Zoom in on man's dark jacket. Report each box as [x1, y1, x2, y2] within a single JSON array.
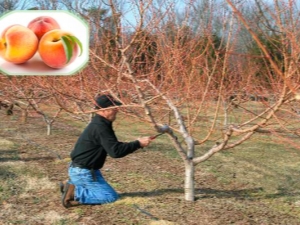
[[70, 114, 141, 170]]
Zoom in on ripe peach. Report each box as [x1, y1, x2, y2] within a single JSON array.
[[38, 29, 82, 69], [28, 16, 60, 40], [0, 24, 38, 64]]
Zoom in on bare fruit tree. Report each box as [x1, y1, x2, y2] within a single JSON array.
[[83, 0, 300, 201]]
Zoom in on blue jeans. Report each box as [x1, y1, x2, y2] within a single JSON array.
[[68, 166, 119, 204]]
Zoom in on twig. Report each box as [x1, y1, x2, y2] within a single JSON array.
[[133, 204, 160, 221]]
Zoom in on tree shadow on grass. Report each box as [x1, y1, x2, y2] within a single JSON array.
[[120, 187, 300, 200], [0, 149, 20, 162], [199, 187, 300, 200], [197, 187, 265, 200], [0, 149, 55, 162], [0, 150, 16, 154]]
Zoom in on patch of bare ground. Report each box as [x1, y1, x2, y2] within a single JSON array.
[[1, 111, 300, 224]]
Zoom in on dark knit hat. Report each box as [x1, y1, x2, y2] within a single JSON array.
[[94, 95, 122, 109]]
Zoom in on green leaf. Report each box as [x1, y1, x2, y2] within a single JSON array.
[[61, 36, 73, 64], [65, 35, 83, 57]]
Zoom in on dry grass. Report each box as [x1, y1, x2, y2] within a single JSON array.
[[23, 176, 56, 191], [0, 138, 14, 149]]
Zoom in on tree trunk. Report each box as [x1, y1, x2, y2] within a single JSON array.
[[20, 110, 28, 124], [47, 123, 52, 136], [184, 160, 195, 201]]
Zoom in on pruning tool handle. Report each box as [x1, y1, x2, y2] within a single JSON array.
[[150, 133, 163, 140]]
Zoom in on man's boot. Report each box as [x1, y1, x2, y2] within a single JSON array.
[[61, 181, 79, 208]]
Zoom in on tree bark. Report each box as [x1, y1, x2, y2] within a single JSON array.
[[47, 123, 52, 136], [20, 109, 28, 124], [184, 160, 195, 201]]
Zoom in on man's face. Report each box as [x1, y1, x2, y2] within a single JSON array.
[[103, 108, 119, 121]]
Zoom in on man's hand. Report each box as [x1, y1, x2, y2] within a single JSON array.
[[138, 137, 152, 148]]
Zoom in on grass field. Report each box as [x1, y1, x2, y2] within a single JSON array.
[[1, 109, 300, 224]]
